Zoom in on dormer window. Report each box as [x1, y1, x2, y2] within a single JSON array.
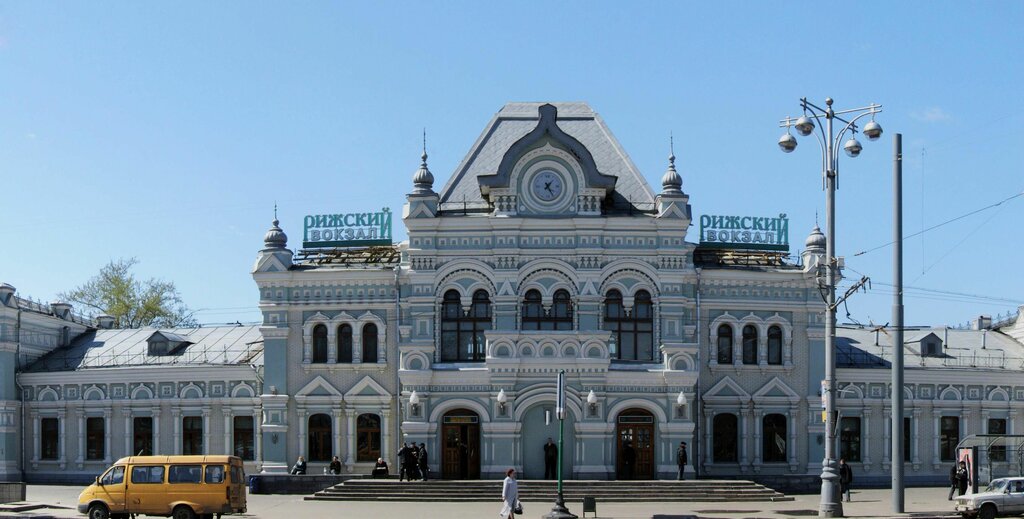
[[149, 340, 168, 356], [923, 340, 941, 357], [146, 331, 190, 356]]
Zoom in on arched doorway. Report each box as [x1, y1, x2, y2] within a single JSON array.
[[441, 409, 480, 479], [520, 404, 576, 480], [616, 408, 655, 480]]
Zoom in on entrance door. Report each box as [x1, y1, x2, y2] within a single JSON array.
[[441, 410, 480, 479], [617, 409, 655, 480]]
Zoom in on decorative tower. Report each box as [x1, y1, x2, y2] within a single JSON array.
[[655, 136, 692, 224], [802, 224, 827, 272], [253, 213, 293, 274], [403, 132, 439, 219]]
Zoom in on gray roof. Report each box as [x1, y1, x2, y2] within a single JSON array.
[[438, 102, 656, 210], [836, 324, 1024, 370], [24, 325, 264, 372]]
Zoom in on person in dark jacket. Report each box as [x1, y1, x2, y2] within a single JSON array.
[[543, 438, 558, 480], [397, 443, 410, 481], [417, 443, 429, 481], [328, 456, 342, 475], [405, 444, 420, 481], [838, 458, 853, 502], [290, 456, 307, 475], [957, 461, 970, 496], [948, 462, 959, 500], [372, 457, 390, 478], [676, 442, 688, 480], [622, 442, 636, 480]]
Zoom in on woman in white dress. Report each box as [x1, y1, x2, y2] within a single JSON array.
[[500, 468, 518, 518]]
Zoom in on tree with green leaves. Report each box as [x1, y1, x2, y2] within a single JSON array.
[[59, 258, 197, 329]]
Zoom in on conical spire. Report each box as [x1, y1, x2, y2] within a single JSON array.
[[661, 133, 682, 195], [412, 129, 435, 195]]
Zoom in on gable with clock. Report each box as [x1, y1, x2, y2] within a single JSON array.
[[478, 104, 618, 217]]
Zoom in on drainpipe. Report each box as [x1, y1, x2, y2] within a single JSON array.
[[694, 267, 702, 478]]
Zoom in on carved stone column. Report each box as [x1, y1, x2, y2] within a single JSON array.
[[333, 409, 344, 462], [297, 409, 307, 459], [103, 410, 112, 463], [752, 407, 763, 473], [202, 409, 211, 455], [381, 409, 391, 463], [172, 408, 182, 456], [124, 411, 132, 458], [76, 410, 85, 468], [346, 410, 357, 468], [224, 409, 233, 455], [739, 407, 751, 473]]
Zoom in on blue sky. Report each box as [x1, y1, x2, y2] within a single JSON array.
[[2, 2, 1022, 328]]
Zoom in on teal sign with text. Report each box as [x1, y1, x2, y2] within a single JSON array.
[[699, 213, 789, 251], [303, 208, 392, 248]]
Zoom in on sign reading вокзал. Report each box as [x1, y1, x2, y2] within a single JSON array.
[[303, 208, 392, 248], [699, 213, 789, 251]]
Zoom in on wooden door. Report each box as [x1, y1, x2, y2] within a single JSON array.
[[442, 411, 480, 479], [617, 410, 655, 480]]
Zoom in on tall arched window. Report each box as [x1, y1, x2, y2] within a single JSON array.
[[603, 290, 655, 361], [716, 324, 733, 364], [312, 324, 328, 363], [337, 324, 353, 363], [440, 289, 491, 362], [713, 413, 738, 462], [356, 414, 381, 462], [767, 326, 783, 365], [763, 413, 787, 463], [522, 289, 574, 331], [742, 325, 758, 365], [362, 323, 378, 363], [308, 414, 331, 462]]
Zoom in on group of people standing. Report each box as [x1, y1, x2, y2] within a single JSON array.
[[398, 442, 430, 481]]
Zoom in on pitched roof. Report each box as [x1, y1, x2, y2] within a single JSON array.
[[24, 325, 264, 372], [836, 324, 1024, 370], [438, 102, 656, 211]]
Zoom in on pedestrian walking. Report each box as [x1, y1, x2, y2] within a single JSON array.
[[543, 438, 558, 480], [328, 456, 342, 475], [289, 456, 306, 475], [500, 468, 520, 519], [418, 442, 430, 481], [957, 461, 970, 496], [838, 458, 853, 502], [676, 441, 688, 481]]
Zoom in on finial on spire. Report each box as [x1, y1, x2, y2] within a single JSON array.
[[669, 132, 675, 165], [422, 128, 428, 163], [274, 202, 278, 222]]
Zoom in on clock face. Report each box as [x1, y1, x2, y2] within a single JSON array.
[[531, 170, 564, 202]]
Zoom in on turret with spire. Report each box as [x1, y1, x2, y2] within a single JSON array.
[[801, 223, 827, 272], [404, 130, 440, 219], [253, 204, 294, 273], [656, 134, 691, 223]]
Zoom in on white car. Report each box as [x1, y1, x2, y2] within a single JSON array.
[[956, 477, 1024, 519]]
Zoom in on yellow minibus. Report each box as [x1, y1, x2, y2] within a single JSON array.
[[77, 455, 247, 519]]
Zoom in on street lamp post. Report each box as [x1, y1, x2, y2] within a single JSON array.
[[779, 97, 882, 518]]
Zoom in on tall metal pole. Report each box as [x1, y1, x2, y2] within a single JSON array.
[[819, 98, 844, 518], [891, 133, 905, 513], [545, 371, 576, 519]]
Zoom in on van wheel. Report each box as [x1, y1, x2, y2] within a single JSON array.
[[172, 505, 196, 519], [87, 503, 110, 519], [979, 503, 997, 519]]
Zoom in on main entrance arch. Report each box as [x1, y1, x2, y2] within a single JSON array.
[[520, 404, 576, 480], [616, 408, 655, 479], [441, 409, 480, 479]]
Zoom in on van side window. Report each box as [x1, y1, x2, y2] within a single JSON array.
[[101, 466, 125, 485], [131, 466, 164, 484], [230, 466, 243, 484], [205, 465, 225, 483], [168, 465, 202, 484]]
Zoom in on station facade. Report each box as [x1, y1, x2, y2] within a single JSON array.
[[3, 102, 1024, 485]]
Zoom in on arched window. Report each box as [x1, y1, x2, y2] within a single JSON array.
[[767, 326, 783, 365], [308, 414, 331, 462], [440, 289, 491, 362], [522, 289, 573, 331], [312, 324, 328, 363], [337, 324, 353, 363], [356, 414, 381, 462], [742, 325, 758, 365], [713, 413, 738, 462], [763, 414, 787, 463], [716, 324, 733, 364], [603, 290, 655, 361], [362, 323, 378, 363], [550, 289, 573, 330]]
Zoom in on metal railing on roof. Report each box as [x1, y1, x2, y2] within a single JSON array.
[[27, 339, 264, 372], [15, 295, 93, 326]]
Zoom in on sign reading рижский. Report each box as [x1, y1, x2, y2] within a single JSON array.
[[302, 208, 392, 248], [699, 213, 789, 251]]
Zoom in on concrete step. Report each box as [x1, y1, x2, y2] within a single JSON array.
[[305, 478, 792, 503]]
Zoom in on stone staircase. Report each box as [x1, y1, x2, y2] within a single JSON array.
[[306, 479, 792, 502]]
